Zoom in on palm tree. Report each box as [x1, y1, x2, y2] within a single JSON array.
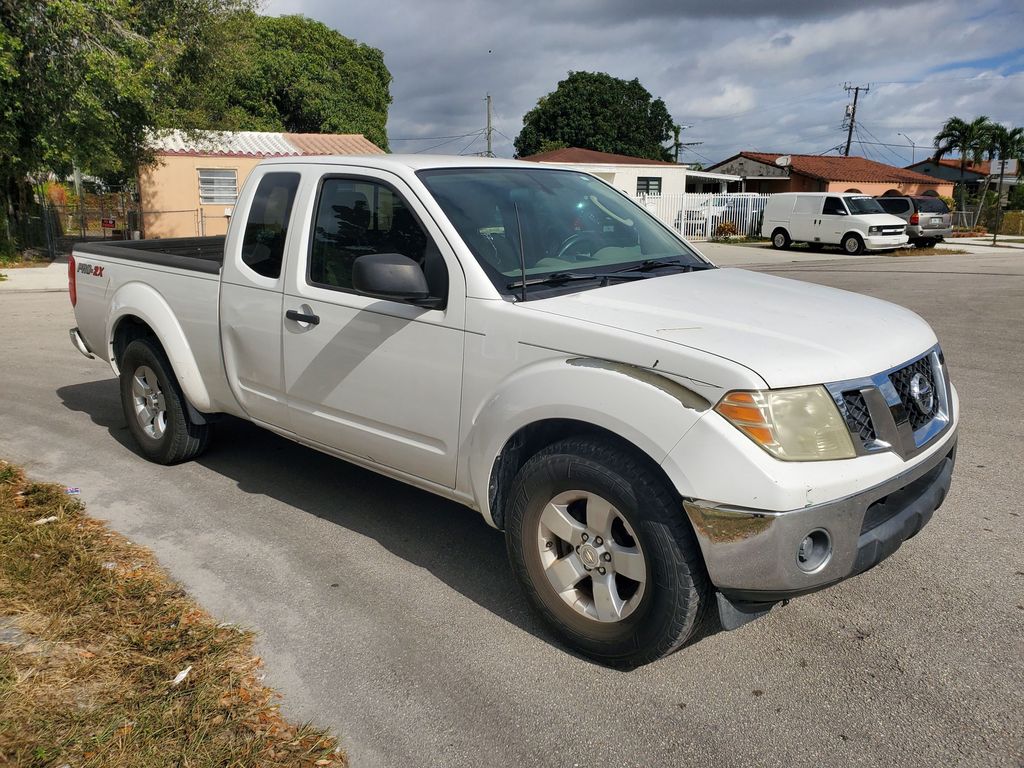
[[987, 124, 1024, 245], [933, 116, 994, 220]]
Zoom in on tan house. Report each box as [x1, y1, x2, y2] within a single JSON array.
[[707, 152, 954, 198], [139, 130, 384, 238]]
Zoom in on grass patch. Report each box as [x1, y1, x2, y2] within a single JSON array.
[[886, 247, 968, 257], [0, 461, 344, 767]]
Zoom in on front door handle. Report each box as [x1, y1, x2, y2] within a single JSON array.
[[286, 309, 320, 325]]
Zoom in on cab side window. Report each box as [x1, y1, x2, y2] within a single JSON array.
[[241, 173, 300, 279], [822, 197, 847, 216], [309, 177, 447, 301]]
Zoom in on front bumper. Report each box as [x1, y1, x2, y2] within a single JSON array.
[[683, 434, 956, 603], [864, 234, 909, 250]]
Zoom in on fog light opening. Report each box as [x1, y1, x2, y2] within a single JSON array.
[[796, 529, 832, 573]]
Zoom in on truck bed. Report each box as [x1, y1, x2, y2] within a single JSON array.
[[75, 236, 225, 274]]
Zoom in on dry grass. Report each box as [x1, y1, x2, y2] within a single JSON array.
[[0, 461, 344, 768], [885, 247, 968, 257]]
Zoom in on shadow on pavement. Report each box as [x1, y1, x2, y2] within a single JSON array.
[[57, 377, 724, 661]]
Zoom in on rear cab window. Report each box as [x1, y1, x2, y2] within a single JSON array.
[[241, 173, 300, 279]]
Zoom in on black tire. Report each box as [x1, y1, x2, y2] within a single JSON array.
[[771, 228, 791, 250], [916, 238, 936, 248], [841, 233, 864, 255], [119, 338, 212, 464], [505, 437, 709, 668]]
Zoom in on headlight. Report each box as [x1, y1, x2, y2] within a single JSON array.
[[714, 386, 856, 461], [868, 226, 882, 234]]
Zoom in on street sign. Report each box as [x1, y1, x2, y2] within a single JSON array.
[[101, 218, 116, 229]]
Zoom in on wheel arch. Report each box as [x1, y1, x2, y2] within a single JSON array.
[[106, 282, 215, 413], [469, 357, 716, 530]]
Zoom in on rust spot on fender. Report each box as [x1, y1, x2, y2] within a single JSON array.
[[565, 358, 711, 411]]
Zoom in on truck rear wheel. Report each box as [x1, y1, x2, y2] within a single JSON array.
[[119, 338, 211, 464], [505, 437, 708, 667]]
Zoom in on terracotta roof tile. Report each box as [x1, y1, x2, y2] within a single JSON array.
[[520, 147, 677, 166], [149, 129, 384, 158], [927, 157, 991, 174], [736, 152, 943, 184], [283, 133, 385, 155]]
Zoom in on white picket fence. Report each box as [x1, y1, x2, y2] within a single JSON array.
[[635, 192, 771, 241]]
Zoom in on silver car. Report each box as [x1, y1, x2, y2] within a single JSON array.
[[875, 196, 952, 247]]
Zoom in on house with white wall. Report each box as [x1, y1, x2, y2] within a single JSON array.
[[519, 147, 738, 196]]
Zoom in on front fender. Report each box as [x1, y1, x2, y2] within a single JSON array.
[[106, 281, 214, 413], [466, 356, 713, 526]]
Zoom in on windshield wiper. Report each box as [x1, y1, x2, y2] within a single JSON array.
[[613, 257, 714, 273], [506, 271, 650, 290]]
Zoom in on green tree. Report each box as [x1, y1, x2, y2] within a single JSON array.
[[164, 13, 391, 151], [986, 124, 1024, 244], [0, 0, 246, 225], [932, 115, 994, 215], [514, 72, 675, 161]]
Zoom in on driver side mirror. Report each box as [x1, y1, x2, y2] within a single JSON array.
[[352, 252, 442, 308]]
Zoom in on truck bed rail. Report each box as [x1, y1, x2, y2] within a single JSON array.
[[75, 236, 225, 275]]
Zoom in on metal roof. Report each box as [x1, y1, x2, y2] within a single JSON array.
[[149, 129, 383, 158]]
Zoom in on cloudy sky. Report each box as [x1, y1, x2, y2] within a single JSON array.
[[263, 0, 1024, 167]]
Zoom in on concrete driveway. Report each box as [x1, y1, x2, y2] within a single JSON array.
[[0, 251, 1021, 767]]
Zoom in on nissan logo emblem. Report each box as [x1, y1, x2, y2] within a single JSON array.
[[909, 372, 934, 415]]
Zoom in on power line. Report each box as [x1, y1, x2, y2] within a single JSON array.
[[457, 132, 483, 156], [392, 132, 481, 142], [413, 131, 484, 154], [853, 125, 876, 161], [858, 122, 910, 165]]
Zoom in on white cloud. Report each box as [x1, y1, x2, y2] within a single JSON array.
[[263, 0, 1024, 165]]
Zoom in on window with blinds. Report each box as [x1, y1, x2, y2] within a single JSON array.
[[198, 168, 238, 204]]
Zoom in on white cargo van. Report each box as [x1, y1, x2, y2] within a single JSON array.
[[761, 192, 909, 254]]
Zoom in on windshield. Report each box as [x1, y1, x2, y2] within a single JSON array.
[[417, 167, 707, 295], [846, 196, 885, 214]]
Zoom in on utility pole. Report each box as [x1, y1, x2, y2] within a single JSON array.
[[671, 123, 694, 163], [485, 93, 494, 158], [897, 132, 918, 164], [842, 83, 869, 157]]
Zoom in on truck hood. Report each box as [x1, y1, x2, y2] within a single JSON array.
[[523, 268, 937, 388]]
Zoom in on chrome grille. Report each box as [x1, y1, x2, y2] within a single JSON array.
[[889, 356, 938, 431], [841, 391, 876, 441], [826, 345, 951, 461]]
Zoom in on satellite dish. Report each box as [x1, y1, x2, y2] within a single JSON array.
[[775, 155, 792, 167]]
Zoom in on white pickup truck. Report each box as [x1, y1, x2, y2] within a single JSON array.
[[69, 156, 958, 667]]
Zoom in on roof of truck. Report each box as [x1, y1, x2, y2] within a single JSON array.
[[257, 154, 545, 171]]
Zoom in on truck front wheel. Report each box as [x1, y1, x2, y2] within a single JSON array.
[[505, 437, 708, 667], [119, 339, 211, 464]]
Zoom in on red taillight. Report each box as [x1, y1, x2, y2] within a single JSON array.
[[909, 212, 919, 225], [68, 254, 77, 306]]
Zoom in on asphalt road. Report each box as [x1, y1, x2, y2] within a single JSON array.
[[1, 251, 1021, 767]]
